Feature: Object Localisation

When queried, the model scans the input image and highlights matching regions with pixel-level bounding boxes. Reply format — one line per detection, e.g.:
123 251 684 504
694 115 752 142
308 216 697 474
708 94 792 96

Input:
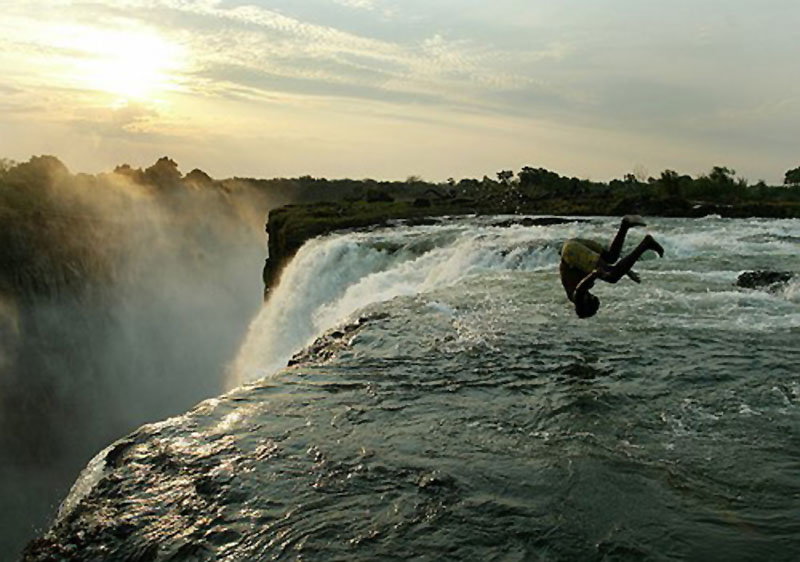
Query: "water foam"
782 278 800 303
228 223 561 387
228 216 800 387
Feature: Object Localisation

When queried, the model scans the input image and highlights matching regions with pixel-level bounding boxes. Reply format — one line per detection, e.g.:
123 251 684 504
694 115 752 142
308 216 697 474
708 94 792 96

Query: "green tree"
114 163 145 183
0 157 16 175
658 169 682 198
784 167 800 186
6 155 69 187
184 168 214 188
496 170 514 185
708 166 736 186
518 167 565 198
691 166 744 201
144 156 182 189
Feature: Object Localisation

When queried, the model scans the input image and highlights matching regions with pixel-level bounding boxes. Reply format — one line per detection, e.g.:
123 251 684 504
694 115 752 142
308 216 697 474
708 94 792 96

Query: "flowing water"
28 217 800 561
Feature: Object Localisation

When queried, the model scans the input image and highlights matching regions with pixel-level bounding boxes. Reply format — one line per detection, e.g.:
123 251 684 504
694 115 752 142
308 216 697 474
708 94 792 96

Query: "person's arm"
573 269 599 301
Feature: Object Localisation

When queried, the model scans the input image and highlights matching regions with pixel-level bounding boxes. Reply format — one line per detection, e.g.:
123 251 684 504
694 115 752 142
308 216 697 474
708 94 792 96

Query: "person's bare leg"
599 235 663 283
604 215 647 263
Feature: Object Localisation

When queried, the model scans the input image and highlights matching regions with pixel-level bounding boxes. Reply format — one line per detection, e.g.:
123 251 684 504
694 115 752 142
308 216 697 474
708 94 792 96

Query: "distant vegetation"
0 156 266 300
487 164 800 215
3 153 800 297
3 155 800 234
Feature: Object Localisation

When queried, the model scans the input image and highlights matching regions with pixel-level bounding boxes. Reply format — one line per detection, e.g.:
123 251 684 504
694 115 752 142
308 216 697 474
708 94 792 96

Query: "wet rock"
417 471 456 491
194 475 226 497
287 312 390 367
735 270 794 290
205 529 241 546
105 438 136 468
491 216 589 228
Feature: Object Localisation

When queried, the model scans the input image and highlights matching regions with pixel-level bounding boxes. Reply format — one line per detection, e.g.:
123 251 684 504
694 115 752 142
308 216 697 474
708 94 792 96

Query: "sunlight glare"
65 26 185 101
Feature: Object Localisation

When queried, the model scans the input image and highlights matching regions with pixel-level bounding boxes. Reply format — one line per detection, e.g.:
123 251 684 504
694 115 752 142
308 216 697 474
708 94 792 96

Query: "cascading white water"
228 221 564 387
228 216 800 389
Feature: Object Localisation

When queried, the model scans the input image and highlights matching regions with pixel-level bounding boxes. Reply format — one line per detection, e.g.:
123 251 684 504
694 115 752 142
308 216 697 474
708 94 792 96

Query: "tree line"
3 155 800 218
485 165 800 205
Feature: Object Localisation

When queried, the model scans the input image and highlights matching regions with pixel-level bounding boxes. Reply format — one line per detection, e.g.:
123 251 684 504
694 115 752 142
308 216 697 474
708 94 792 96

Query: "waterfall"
229 221 563 387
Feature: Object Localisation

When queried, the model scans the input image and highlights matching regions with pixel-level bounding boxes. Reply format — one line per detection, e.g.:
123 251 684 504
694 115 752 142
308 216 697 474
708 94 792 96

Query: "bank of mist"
0 156 280 559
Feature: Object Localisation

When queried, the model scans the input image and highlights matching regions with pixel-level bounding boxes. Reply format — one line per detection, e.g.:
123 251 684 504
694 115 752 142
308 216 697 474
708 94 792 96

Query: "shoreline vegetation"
2 155 800 299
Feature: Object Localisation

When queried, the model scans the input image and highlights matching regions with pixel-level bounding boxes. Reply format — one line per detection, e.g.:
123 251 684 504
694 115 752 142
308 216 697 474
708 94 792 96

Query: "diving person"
560 215 664 318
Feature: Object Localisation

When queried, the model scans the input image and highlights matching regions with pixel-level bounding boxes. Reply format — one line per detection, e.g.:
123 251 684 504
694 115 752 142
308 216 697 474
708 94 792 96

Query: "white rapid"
228 216 800 389
228 220 563 387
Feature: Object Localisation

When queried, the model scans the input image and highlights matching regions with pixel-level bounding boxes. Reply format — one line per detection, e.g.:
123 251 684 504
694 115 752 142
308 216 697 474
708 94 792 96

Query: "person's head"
575 292 600 318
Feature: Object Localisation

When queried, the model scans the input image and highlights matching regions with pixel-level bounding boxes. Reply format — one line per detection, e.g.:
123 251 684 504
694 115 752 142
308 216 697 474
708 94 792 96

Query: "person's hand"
627 270 641 283
622 214 646 228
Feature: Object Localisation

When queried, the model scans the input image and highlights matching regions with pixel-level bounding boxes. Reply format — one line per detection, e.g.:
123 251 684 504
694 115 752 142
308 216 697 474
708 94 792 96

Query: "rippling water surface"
27 217 800 561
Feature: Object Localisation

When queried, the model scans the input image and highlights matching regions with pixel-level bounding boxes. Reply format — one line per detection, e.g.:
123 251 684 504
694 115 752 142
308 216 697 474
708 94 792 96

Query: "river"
25 216 800 561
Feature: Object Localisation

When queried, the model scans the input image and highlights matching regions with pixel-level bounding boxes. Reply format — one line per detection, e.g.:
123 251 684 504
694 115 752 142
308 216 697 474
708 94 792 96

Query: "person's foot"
645 234 664 257
622 214 647 228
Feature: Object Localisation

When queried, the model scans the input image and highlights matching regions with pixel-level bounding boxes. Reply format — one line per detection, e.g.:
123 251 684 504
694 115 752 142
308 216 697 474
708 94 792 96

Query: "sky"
1 0 798 182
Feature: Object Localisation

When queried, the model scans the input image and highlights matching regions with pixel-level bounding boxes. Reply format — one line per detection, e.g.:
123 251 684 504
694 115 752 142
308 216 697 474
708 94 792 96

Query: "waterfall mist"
0 157 273 559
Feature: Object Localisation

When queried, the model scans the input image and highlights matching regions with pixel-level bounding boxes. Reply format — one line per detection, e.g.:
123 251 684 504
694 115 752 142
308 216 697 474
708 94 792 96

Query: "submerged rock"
736 270 794 290
287 312 391 367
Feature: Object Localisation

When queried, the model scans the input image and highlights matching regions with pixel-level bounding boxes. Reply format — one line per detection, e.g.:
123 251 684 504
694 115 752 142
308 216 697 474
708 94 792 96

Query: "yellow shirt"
561 238 604 273
560 238 606 300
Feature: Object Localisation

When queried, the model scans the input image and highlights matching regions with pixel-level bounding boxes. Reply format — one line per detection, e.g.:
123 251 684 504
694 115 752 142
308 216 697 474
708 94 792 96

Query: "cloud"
67 102 168 141
0 87 46 116
3 0 800 183
332 0 377 10
63 1 560 110
1 0 576 122
0 83 21 95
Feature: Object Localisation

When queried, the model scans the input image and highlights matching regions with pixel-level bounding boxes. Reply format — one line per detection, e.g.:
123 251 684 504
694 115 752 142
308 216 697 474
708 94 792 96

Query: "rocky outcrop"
736 270 795 290
287 312 390 367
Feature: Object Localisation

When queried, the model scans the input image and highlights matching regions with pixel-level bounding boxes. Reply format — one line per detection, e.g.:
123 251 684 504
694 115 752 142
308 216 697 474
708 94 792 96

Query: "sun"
66 26 185 101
